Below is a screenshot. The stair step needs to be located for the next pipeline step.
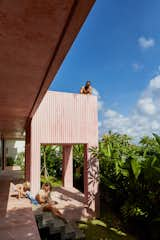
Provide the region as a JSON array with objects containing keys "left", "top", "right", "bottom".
[
  {"left": 49, "top": 217, "right": 65, "bottom": 235},
  {"left": 63, "top": 223, "right": 76, "bottom": 240},
  {"left": 70, "top": 223, "right": 85, "bottom": 240},
  {"left": 35, "top": 211, "right": 85, "bottom": 240}
]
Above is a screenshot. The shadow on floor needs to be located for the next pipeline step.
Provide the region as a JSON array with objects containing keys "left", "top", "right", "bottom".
[
  {"left": 0, "top": 170, "right": 40, "bottom": 239},
  {"left": 0, "top": 178, "right": 10, "bottom": 217},
  {"left": 0, "top": 169, "right": 24, "bottom": 217},
  {"left": 0, "top": 207, "right": 40, "bottom": 239},
  {"left": 79, "top": 219, "right": 137, "bottom": 240},
  {"left": 53, "top": 186, "right": 85, "bottom": 203}
]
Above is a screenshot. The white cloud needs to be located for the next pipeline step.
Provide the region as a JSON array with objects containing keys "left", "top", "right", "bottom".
[
  {"left": 137, "top": 97, "right": 156, "bottom": 115},
  {"left": 138, "top": 36, "right": 155, "bottom": 49},
  {"left": 98, "top": 74, "right": 160, "bottom": 141},
  {"left": 92, "top": 88, "right": 100, "bottom": 98},
  {"left": 92, "top": 88, "right": 104, "bottom": 111},
  {"left": 98, "top": 100, "right": 103, "bottom": 111},
  {"left": 149, "top": 75, "right": 160, "bottom": 90},
  {"left": 105, "top": 109, "right": 119, "bottom": 118},
  {"left": 151, "top": 120, "right": 159, "bottom": 131}
]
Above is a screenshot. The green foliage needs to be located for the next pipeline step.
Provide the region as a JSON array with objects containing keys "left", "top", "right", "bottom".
[
  {"left": 73, "top": 144, "right": 84, "bottom": 192},
  {"left": 40, "top": 144, "right": 85, "bottom": 191},
  {"left": 79, "top": 219, "right": 136, "bottom": 240},
  {"left": 90, "top": 132, "right": 160, "bottom": 239},
  {"left": 6, "top": 157, "right": 14, "bottom": 166},
  {"left": 73, "top": 144, "right": 84, "bottom": 169},
  {"left": 14, "top": 152, "right": 25, "bottom": 170},
  {"left": 130, "top": 158, "right": 141, "bottom": 180},
  {"left": 40, "top": 176, "right": 62, "bottom": 188},
  {"left": 40, "top": 135, "right": 160, "bottom": 239},
  {"left": 41, "top": 145, "right": 62, "bottom": 178},
  {"left": 121, "top": 202, "right": 148, "bottom": 220}
]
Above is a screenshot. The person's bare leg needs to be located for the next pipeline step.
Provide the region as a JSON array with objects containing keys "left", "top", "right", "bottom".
[
  {"left": 18, "top": 191, "right": 21, "bottom": 199},
  {"left": 43, "top": 204, "right": 68, "bottom": 223},
  {"left": 51, "top": 208, "right": 68, "bottom": 223},
  {"left": 16, "top": 188, "right": 21, "bottom": 199}
]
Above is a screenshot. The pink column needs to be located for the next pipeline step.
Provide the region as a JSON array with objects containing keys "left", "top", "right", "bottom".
[
  {"left": 25, "top": 119, "right": 41, "bottom": 196},
  {"left": 62, "top": 145, "right": 73, "bottom": 188},
  {"left": 30, "top": 141, "right": 41, "bottom": 196},
  {"left": 84, "top": 144, "right": 99, "bottom": 217}
]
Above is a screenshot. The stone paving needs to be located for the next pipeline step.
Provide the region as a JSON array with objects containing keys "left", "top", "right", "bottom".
[
  {"left": 0, "top": 170, "right": 88, "bottom": 239},
  {"left": 0, "top": 170, "right": 40, "bottom": 240}
]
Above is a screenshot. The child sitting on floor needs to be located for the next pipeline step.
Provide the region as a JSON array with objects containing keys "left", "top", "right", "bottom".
[
  {"left": 12, "top": 181, "right": 38, "bottom": 205},
  {"left": 12, "top": 181, "right": 30, "bottom": 199}
]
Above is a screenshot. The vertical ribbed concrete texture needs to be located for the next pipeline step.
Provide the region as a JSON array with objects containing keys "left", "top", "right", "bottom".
[
  {"left": 63, "top": 145, "right": 73, "bottom": 188},
  {"left": 26, "top": 91, "right": 99, "bottom": 215}
]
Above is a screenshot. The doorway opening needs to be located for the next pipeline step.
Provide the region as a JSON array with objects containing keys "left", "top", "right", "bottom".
[
  {"left": 40, "top": 144, "right": 85, "bottom": 193},
  {"left": 40, "top": 144, "right": 63, "bottom": 188},
  {"left": 73, "top": 144, "right": 84, "bottom": 193}
]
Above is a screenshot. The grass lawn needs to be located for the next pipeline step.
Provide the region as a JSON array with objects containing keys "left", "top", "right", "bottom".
[
  {"left": 79, "top": 219, "right": 136, "bottom": 240},
  {"left": 78, "top": 203, "right": 137, "bottom": 240}
]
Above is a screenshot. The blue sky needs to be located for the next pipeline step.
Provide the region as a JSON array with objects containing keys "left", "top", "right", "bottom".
[{"left": 50, "top": 0, "right": 160, "bottom": 140}]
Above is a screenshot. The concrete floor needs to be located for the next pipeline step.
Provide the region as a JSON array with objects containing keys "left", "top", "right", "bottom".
[
  {"left": 32, "top": 186, "right": 90, "bottom": 222},
  {"left": 0, "top": 170, "right": 40, "bottom": 240},
  {"left": 0, "top": 169, "right": 90, "bottom": 240}
]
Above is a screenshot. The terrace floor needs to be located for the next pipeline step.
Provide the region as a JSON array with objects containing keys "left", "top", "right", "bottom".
[
  {"left": 0, "top": 169, "right": 40, "bottom": 240},
  {"left": 51, "top": 186, "right": 88, "bottom": 221},
  {"left": 0, "top": 169, "right": 89, "bottom": 240},
  {"left": 33, "top": 186, "right": 89, "bottom": 222}
]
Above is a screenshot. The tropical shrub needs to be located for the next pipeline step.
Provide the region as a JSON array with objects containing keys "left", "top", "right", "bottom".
[
  {"left": 41, "top": 145, "right": 62, "bottom": 179},
  {"left": 40, "top": 144, "right": 85, "bottom": 191},
  {"left": 73, "top": 144, "right": 84, "bottom": 192},
  {"left": 90, "top": 132, "right": 160, "bottom": 239},
  {"left": 6, "top": 156, "right": 14, "bottom": 166},
  {"left": 14, "top": 152, "right": 25, "bottom": 170}
]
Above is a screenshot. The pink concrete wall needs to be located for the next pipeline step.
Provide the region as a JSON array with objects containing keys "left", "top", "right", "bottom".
[
  {"left": 32, "top": 91, "right": 98, "bottom": 145},
  {"left": 27, "top": 91, "right": 99, "bottom": 214}
]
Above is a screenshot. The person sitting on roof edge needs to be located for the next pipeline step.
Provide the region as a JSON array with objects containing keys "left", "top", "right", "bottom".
[{"left": 80, "top": 81, "right": 92, "bottom": 95}]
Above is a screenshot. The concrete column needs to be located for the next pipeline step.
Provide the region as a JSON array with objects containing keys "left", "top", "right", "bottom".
[
  {"left": 2, "top": 138, "right": 5, "bottom": 170},
  {"left": 84, "top": 144, "right": 99, "bottom": 217},
  {"left": 30, "top": 141, "right": 40, "bottom": 196},
  {"left": 29, "top": 119, "right": 41, "bottom": 197},
  {"left": 62, "top": 145, "right": 73, "bottom": 188},
  {"left": 25, "top": 121, "right": 31, "bottom": 181}
]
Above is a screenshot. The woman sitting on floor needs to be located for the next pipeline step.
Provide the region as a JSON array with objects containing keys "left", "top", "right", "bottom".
[
  {"left": 36, "top": 182, "right": 51, "bottom": 204},
  {"left": 36, "top": 183, "right": 68, "bottom": 223}
]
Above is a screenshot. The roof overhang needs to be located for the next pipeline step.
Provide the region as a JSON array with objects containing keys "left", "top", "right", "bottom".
[{"left": 0, "top": 0, "right": 95, "bottom": 139}]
